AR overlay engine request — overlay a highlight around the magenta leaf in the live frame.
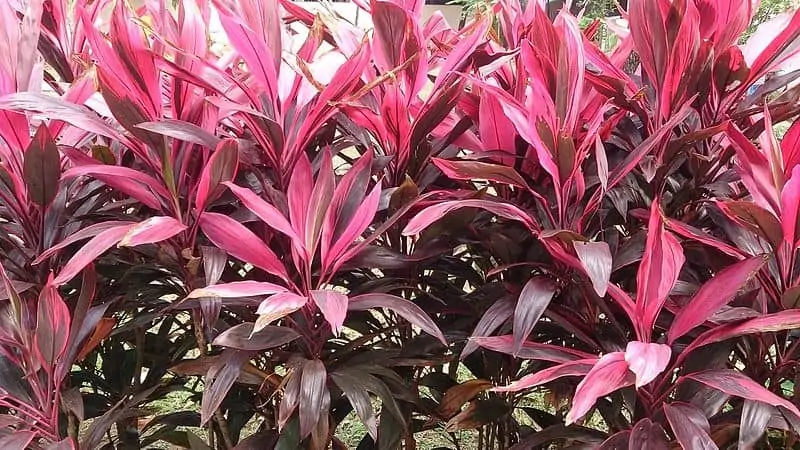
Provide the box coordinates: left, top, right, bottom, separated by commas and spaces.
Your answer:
512, 277, 557, 356
196, 139, 239, 212
668, 255, 767, 343
199, 212, 290, 283
223, 181, 300, 242
635, 200, 684, 340
403, 199, 537, 236
310, 290, 348, 336
53, 224, 134, 285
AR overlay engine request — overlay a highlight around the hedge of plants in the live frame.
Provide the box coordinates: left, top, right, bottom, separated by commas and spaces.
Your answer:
2, 0, 800, 448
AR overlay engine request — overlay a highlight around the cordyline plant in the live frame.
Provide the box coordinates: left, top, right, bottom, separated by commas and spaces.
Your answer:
1, 0, 800, 448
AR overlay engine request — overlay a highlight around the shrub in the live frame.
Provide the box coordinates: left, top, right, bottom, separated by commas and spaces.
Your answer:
1, 0, 800, 448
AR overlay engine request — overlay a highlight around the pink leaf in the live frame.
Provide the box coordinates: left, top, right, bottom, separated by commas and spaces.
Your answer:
513, 277, 557, 356
118, 217, 187, 247
782, 165, 800, 248
492, 359, 597, 392
553, 12, 585, 133
636, 200, 684, 340
566, 352, 633, 425
255, 292, 308, 332
782, 119, 800, 177
216, 11, 278, 105
288, 154, 313, 259
727, 123, 782, 215
53, 224, 134, 286
62, 164, 168, 210
33, 221, 136, 265
196, 139, 239, 211
310, 290, 348, 337
327, 182, 381, 273
402, 199, 537, 236
186, 281, 287, 299
624, 341, 671, 388
572, 241, 612, 296
223, 181, 300, 242
199, 213, 290, 283
305, 150, 335, 256
479, 94, 516, 164
668, 255, 768, 343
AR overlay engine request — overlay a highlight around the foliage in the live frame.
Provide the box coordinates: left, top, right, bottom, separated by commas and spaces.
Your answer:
1, 0, 800, 449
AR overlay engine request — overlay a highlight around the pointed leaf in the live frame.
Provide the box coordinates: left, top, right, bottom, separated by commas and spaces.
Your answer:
196, 139, 239, 211
298, 360, 327, 439
213, 324, 300, 351
684, 370, 800, 421
513, 277, 556, 356
136, 120, 220, 149
200, 350, 248, 425
493, 359, 597, 393
186, 281, 287, 299
349, 293, 446, 344
36, 283, 70, 366
565, 352, 633, 425
572, 241, 612, 296
199, 213, 290, 283
432, 158, 528, 189
331, 372, 377, 439
403, 199, 537, 236
255, 292, 308, 332
664, 404, 718, 450
53, 224, 134, 285
636, 200, 684, 339
223, 182, 299, 242
668, 255, 767, 343
23, 124, 61, 207
118, 217, 187, 247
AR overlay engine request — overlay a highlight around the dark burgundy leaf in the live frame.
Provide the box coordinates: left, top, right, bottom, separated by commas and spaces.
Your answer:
23, 124, 61, 206
628, 418, 669, 450
513, 277, 557, 356
212, 324, 300, 351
